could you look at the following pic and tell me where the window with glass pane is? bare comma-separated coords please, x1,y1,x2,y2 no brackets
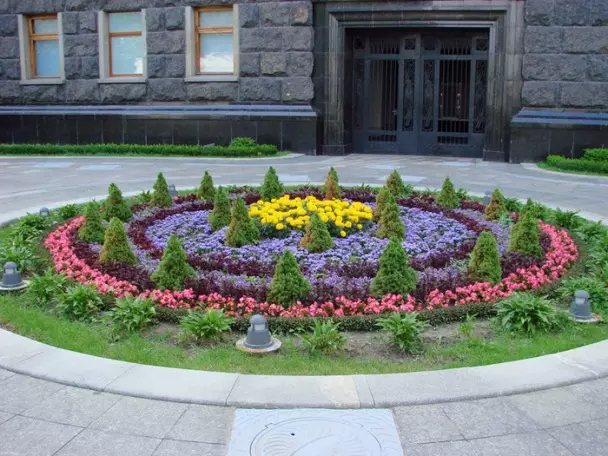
28,16,60,78
196,8,234,74
108,12,143,76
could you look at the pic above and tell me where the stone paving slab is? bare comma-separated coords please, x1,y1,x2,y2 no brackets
0,415,82,456
54,429,161,456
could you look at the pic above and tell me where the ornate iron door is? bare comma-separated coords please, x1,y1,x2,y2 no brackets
352,31,489,157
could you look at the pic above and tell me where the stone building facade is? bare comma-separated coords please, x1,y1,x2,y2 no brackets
0,0,606,161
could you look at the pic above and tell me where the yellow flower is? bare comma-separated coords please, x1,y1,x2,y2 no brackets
340,230,347,237
357,224,363,230
276,223,285,230
345,221,352,228
320,214,329,223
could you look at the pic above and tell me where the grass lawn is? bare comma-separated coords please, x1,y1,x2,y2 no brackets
537,161,608,177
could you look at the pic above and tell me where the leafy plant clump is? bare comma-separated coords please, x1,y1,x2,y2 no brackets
377,312,428,353
152,234,196,291
373,186,391,222
151,172,173,207
198,171,216,202
106,296,156,336
300,320,346,354
100,218,138,265
468,231,502,285
385,170,411,198
299,213,334,253
56,284,103,321
230,137,257,148
260,167,284,201
57,204,80,220
209,186,232,231
28,270,68,307
376,192,406,240
225,198,260,247
78,202,105,243
324,167,341,200
370,239,418,297
497,293,560,336
103,183,132,222
484,188,507,221
551,208,583,231
508,210,542,258
180,308,234,342
436,177,460,209
557,276,608,313
267,250,311,307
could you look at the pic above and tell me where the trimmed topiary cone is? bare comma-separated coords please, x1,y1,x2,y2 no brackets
484,188,507,221
508,210,543,258
386,170,407,198
260,167,284,201
152,172,173,207
100,217,138,265
267,250,311,308
324,167,341,200
436,177,460,209
103,183,132,222
370,238,418,297
225,198,260,247
209,186,231,231
373,186,391,222
299,213,334,253
79,201,105,243
152,234,196,291
376,192,406,240
198,171,216,202
468,231,502,284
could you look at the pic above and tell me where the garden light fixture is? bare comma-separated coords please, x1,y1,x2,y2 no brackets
39,207,50,218
482,191,492,205
236,314,282,353
570,290,598,323
168,184,178,198
0,262,28,291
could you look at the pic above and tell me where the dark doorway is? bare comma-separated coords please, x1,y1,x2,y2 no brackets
349,29,489,157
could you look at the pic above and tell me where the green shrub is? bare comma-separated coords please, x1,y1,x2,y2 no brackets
557,277,608,313
370,239,418,297
209,187,231,231
546,155,608,175
385,170,409,198
106,296,156,335
299,213,334,253
152,235,196,291
468,232,502,284
484,188,507,221
151,172,173,207
300,320,346,354
260,167,284,201
267,250,311,307
508,211,543,258
56,284,103,321
375,193,406,240
377,312,427,353
225,198,260,247
551,208,583,231
0,242,37,273
456,187,470,200
198,171,216,201
57,204,80,220
504,196,523,213
28,270,68,307
79,202,105,243
436,177,460,209
324,167,341,200
16,213,50,233
496,293,559,336
137,190,152,204
230,137,257,148
102,183,132,222
373,186,391,222
576,220,607,244
180,308,233,342
520,198,549,221
100,218,138,265
582,148,608,162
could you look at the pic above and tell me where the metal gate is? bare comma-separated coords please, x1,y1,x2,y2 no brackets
352,31,489,157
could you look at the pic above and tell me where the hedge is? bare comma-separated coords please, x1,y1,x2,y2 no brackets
583,148,608,162
546,155,608,175
0,143,279,157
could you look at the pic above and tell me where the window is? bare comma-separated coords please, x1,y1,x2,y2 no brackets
17,14,65,82
108,12,144,76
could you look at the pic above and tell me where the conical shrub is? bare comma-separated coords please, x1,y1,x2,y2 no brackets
79,202,105,243
484,188,507,221
373,186,391,222
152,235,196,291
152,172,173,207
103,183,132,222
100,218,138,265
370,239,418,297
376,192,406,240
324,167,341,200
508,210,543,258
198,171,215,202
386,170,408,198
267,250,311,307
299,213,334,253
225,198,259,247
468,231,502,284
209,186,231,231
436,177,460,209
260,167,283,201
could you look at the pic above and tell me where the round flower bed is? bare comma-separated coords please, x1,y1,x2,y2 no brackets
43,187,579,321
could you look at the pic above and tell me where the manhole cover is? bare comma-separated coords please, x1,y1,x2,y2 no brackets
228,409,403,456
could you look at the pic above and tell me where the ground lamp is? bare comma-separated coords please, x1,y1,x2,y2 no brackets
0,262,28,291
570,290,599,323
482,191,492,205
236,314,281,354
39,207,50,218
168,185,178,198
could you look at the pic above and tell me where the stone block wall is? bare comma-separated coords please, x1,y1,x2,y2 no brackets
522,0,608,109
0,0,314,105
